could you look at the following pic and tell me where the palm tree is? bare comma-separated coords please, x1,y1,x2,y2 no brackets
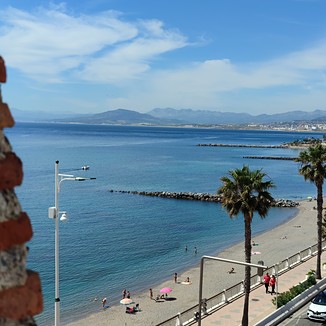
295,143,326,279
217,165,274,326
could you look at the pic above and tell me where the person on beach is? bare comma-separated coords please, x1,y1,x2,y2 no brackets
174,272,178,283
101,297,107,308
263,272,270,293
149,288,153,300
122,289,126,299
270,275,276,294
228,267,235,274
127,291,131,299
185,277,190,283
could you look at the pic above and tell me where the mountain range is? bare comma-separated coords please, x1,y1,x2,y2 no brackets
11,107,326,126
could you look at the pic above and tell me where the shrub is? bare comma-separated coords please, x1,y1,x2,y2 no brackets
272,275,316,308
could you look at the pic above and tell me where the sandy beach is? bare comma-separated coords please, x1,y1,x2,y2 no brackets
66,199,319,326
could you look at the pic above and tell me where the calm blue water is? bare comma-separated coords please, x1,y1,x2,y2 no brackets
6,123,320,325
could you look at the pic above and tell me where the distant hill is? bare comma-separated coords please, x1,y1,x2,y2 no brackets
11,107,326,125
148,108,251,124
54,109,182,125
148,108,326,124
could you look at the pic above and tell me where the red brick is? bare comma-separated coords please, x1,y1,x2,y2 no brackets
0,57,5,83
0,213,33,251
0,270,43,320
0,102,15,129
0,153,23,189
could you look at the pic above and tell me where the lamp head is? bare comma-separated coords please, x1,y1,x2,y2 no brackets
60,212,68,222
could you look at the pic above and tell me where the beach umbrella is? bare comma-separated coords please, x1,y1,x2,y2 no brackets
120,298,134,305
160,287,172,294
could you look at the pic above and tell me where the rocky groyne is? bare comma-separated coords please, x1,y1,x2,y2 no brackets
109,189,299,207
243,156,296,160
196,144,287,148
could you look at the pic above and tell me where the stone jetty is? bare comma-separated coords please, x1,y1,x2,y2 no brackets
109,189,299,207
243,156,296,160
196,144,287,148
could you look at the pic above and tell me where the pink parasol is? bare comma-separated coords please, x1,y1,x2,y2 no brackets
160,287,172,293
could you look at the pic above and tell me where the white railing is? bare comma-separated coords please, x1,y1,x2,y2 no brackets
156,241,325,326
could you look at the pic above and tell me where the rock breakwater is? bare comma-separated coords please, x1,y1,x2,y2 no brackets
243,156,296,160
109,190,299,207
197,144,287,148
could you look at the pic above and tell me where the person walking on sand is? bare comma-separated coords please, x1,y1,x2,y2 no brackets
174,272,178,283
149,288,153,300
228,267,235,274
263,272,270,294
270,275,276,294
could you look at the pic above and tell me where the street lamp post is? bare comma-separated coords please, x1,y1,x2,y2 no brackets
197,255,268,326
48,160,95,326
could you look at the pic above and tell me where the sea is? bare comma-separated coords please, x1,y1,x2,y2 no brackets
5,122,321,325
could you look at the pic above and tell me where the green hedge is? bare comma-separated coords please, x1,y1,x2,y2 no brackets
272,275,317,308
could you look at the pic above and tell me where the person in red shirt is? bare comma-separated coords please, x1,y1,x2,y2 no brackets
269,275,276,294
263,272,271,293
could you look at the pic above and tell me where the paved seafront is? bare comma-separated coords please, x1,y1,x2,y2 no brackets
201,253,325,325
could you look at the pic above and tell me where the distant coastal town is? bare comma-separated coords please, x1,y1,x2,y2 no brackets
236,121,326,132
180,121,326,132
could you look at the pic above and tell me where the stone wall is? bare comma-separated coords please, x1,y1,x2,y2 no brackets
0,57,43,325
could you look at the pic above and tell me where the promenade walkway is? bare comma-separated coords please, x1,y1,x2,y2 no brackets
201,253,326,325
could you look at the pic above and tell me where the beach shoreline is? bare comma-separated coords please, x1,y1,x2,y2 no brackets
66,199,318,326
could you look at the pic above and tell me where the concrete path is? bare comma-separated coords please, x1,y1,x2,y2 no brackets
201,253,325,325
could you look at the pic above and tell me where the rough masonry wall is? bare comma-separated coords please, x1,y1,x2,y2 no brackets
0,57,43,325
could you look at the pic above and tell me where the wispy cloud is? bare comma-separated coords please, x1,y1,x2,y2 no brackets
77,19,187,83
0,5,187,82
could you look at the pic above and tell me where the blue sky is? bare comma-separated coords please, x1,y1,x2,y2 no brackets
1,0,326,115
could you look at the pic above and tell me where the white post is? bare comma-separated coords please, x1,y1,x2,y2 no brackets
285,258,289,269
222,290,226,303
51,161,95,326
54,160,60,326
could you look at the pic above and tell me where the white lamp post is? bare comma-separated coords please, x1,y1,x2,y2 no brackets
197,256,268,326
48,160,95,326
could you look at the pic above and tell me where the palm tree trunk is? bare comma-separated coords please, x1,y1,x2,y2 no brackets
241,215,252,326
316,182,323,279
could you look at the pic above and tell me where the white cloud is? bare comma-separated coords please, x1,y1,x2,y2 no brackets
78,19,187,82
0,6,187,82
